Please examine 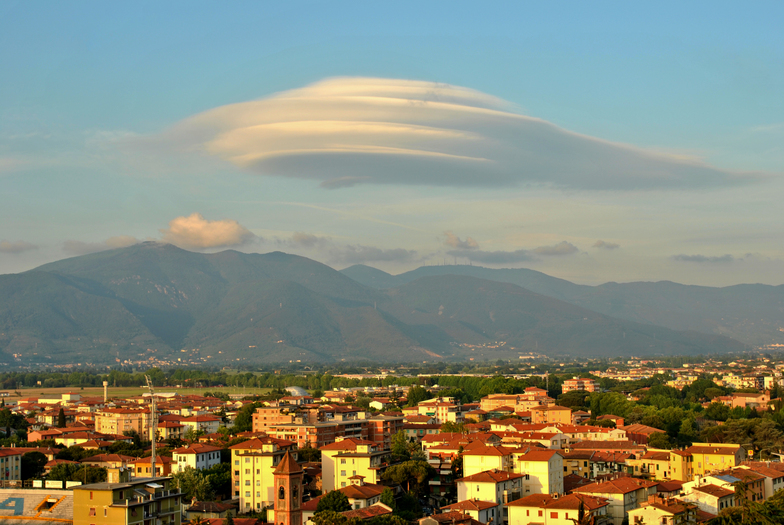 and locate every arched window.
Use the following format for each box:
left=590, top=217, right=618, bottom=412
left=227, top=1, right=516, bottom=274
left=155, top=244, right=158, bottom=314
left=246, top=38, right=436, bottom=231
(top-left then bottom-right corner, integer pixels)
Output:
left=293, top=484, right=298, bottom=500
left=278, top=486, right=285, bottom=499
